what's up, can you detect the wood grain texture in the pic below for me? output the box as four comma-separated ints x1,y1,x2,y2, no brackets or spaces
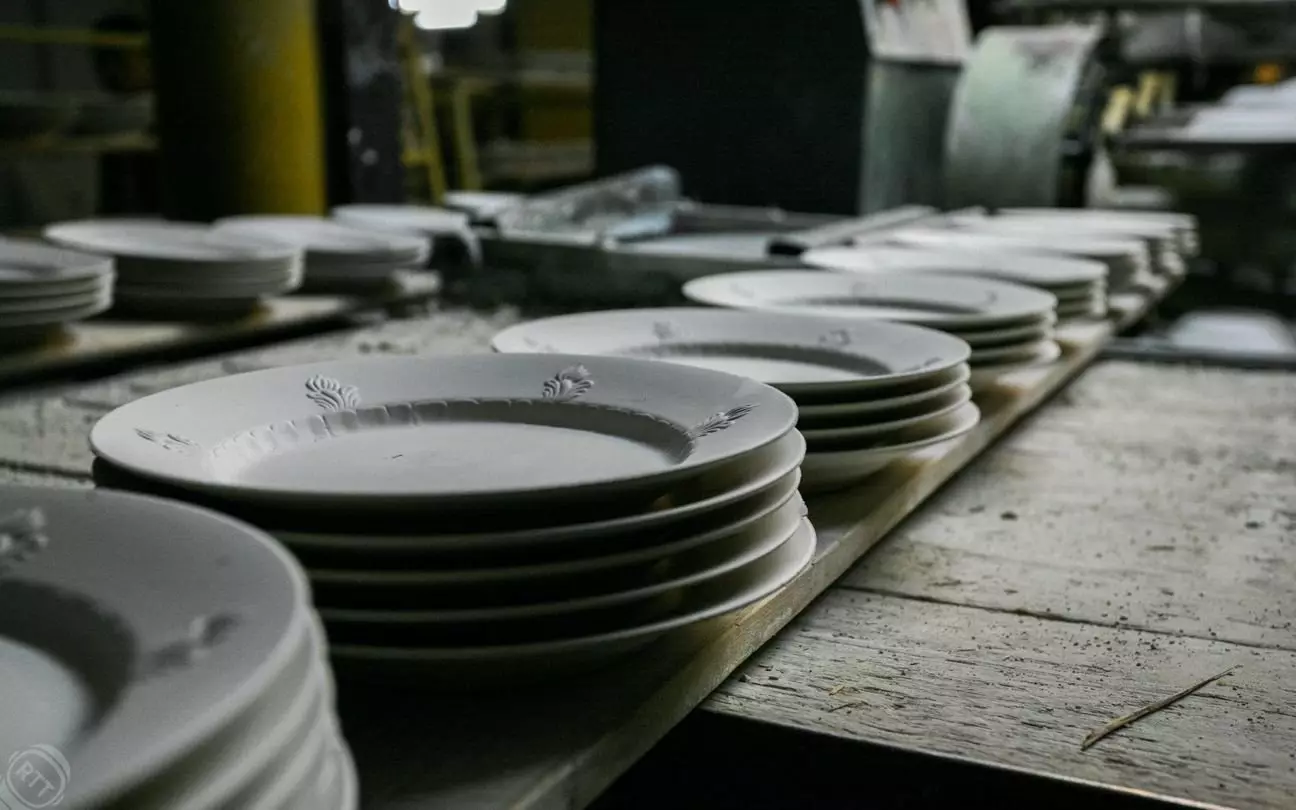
709,591,1296,809
0,290,1169,809
836,360,1296,651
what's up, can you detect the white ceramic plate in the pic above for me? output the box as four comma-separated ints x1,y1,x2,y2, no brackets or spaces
0,288,108,314
214,216,430,265
996,207,1198,256
880,226,1146,264
619,232,777,260
301,470,800,583
0,486,309,808
0,293,110,327
317,495,805,625
492,308,971,395
113,260,302,290
444,190,525,219
801,245,1106,288
968,342,1063,386
0,238,113,288
1050,279,1105,299
872,229,1147,288
970,339,1060,365
273,429,805,555
952,321,1055,348
799,385,971,442
0,273,110,300
44,220,300,264
794,364,971,418
91,354,799,507
947,212,1180,243
327,517,817,666
119,619,320,809
332,204,470,236
801,403,980,490
115,268,301,299
226,691,330,810
682,270,1056,331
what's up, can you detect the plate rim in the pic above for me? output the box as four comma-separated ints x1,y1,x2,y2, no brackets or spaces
89,354,800,506
491,307,972,392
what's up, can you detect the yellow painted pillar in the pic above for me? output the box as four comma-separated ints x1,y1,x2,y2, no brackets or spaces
147,0,327,220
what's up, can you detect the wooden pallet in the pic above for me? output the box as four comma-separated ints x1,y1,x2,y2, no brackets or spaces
0,279,1172,810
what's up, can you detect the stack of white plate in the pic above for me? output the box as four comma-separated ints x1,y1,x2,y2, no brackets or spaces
492,309,979,492
941,210,1189,279
0,486,356,809
87,355,811,678
0,240,114,348
214,216,431,291
871,227,1152,294
995,208,1199,257
682,270,1061,388
801,245,1109,322
331,204,480,264
43,220,303,317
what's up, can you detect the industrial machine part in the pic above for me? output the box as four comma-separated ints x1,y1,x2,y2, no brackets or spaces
594,0,972,216
944,25,1111,210
474,166,941,307
147,0,327,219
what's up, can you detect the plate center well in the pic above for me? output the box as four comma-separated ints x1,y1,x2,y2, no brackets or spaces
208,399,698,496
0,636,90,760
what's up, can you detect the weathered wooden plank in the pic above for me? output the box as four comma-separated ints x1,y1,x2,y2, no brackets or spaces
0,290,1171,809
0,272,442,390
708,590,1296,809
831,361,1296,652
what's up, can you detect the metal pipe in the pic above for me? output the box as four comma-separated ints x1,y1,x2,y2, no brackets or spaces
146,0,327,220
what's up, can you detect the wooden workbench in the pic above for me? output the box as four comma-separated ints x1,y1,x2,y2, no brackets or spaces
0,281,1216,809
706,358,1296,809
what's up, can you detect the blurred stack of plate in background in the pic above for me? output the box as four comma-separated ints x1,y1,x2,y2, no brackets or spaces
978,208,1198,274
997,209,1199,255
0,240,114,349
443,191,526,224
869,226,1153,294
940,210,1190,279
214,216,431,292
492,309,978,492
43,220,302,318
331,204,480,264
682,270,1061,388
87,354,810,679
0,486,356,809
801,245,1109,322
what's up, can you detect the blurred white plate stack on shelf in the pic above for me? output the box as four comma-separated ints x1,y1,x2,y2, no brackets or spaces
43,220,303,318
801,244,1109,323
0,239,115,349
214,215,431,292
868,226,1153,295
682,270,1061,389
332,203,481,264
941,210,1188,279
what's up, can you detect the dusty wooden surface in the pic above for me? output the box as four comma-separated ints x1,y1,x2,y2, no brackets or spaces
0,286,1173,809
0,271,441,390
708,360,1296,809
